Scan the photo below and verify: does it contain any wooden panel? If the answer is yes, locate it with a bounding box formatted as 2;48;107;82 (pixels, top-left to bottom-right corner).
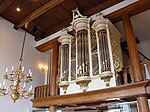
32;81;150;107
0;0;14;13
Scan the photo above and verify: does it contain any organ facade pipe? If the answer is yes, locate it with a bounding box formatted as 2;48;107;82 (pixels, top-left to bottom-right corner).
58;29;72;94
58;9;123;94
71;9;92;92
92;14;123;86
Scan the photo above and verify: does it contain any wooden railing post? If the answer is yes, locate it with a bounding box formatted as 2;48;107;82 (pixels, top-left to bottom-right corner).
122;14;149;112
129;66;135;83
122;68;128;84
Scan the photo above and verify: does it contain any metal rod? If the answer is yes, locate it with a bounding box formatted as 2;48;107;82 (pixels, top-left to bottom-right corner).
80;31;83;74
85;31;88;72
138;51;150;61
98;31;102;70
67;45;69;78
19;31;27;62
99;30;104;71
103;30;109;70
105;30;111;70
83;31;86;72
102;30;106;70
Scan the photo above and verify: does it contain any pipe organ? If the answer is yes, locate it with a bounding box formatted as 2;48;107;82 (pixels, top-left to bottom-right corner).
58;9;123;94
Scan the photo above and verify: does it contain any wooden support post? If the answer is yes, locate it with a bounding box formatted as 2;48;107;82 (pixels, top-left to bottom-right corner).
137;96;149;112
50;41;59;112
50;42;59;96
50;105;56;112
122;14;149;112
122;14;143;82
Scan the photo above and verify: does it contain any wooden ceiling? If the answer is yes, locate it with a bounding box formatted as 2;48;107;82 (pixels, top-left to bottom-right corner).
1;0;150;42
0;0;124;41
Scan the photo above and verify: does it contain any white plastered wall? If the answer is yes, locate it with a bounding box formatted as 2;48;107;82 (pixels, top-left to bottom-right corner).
0;17;47;112
114;9;150;65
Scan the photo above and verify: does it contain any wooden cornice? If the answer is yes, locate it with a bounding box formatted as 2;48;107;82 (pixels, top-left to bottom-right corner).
32;80;150;108
106;0;150;23
0;0;15;14
36;38;59;52
14;0;64;29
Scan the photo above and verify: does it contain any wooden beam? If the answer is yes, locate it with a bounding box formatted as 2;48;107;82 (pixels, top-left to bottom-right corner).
32;81;150;107
44;0;123;37
14;0;64;29
0;0;15;14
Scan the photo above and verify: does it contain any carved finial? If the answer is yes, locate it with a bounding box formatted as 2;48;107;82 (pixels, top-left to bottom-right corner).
61;28;68;35
72;8;86;21
58;28;72;44
95;12;105;20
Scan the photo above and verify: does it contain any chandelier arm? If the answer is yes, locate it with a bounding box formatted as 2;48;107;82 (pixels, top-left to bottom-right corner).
0;93;5;96
23;96;30;99
19;31;27;62
0;90;9;96
4;91;9;95
23;93;32;99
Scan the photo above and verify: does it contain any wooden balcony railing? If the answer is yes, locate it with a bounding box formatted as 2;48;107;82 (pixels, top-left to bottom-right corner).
34;84;59;99
118;61;150;85
34;61;150;99
34;84;51;98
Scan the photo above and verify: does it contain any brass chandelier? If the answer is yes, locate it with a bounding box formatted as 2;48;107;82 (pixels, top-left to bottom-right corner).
0;28;33;102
